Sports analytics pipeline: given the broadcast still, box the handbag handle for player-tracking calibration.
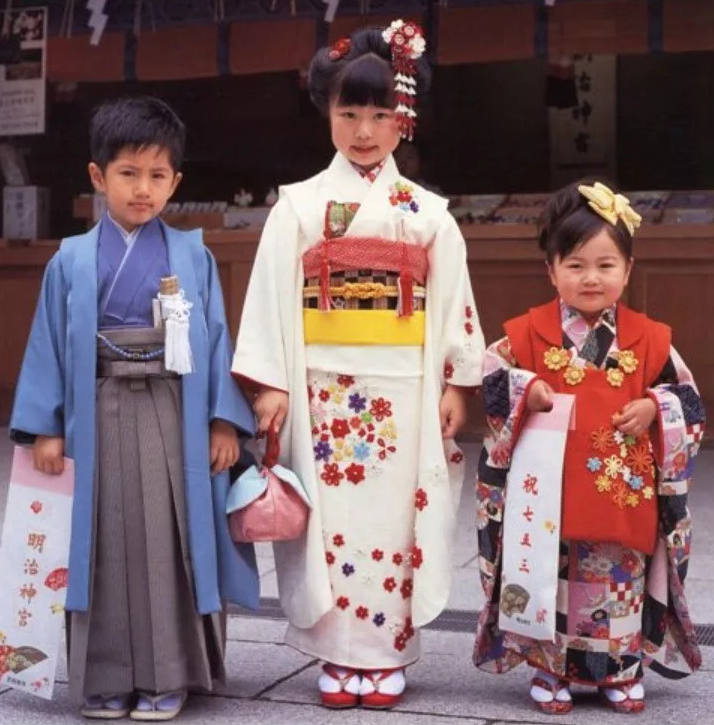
[263,421,280,469]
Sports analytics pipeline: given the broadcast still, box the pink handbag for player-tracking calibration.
[226,427,311,543]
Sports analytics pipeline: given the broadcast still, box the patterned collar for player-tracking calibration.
[351,159,386,185]
[560,299,617,352]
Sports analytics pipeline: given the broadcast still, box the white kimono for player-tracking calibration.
[233,152,484,668]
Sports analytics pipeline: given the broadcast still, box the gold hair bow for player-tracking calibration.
[578,182,642,236]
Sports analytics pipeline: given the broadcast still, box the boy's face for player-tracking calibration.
[548,228,633,321]
[329,103,401,170]
[88,145,181,232]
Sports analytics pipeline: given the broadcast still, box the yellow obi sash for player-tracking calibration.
[303,309,425,346]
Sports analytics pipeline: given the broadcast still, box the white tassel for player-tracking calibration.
[158,290,194,375]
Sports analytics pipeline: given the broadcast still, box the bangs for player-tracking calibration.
[333,54,394,108]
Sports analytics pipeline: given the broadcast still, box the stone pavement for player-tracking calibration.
[0,432,712,725]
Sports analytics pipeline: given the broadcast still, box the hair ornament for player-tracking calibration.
[328,37,351,61]
[382,19,426,141]
[578,182,642,236]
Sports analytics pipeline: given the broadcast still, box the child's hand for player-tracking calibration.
[526,380,554,412]
[254,389,289,434]
[33,436,65,475]
[439,385,467,439]
[612,398,658,437]
[210,419,240,475]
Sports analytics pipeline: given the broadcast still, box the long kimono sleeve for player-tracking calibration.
[232,198,297,393]
[9,253,67,443]
[430,212,485,387]
[203,247,254,435]
[647,346,705,573]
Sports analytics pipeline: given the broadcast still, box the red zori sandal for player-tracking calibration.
[529,670,573,715]
[359,668,406,709]
[600,681,645,714]
[317,664,360,709]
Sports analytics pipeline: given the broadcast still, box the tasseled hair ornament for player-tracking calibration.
[382,20,426,141]
[157,275,194,375]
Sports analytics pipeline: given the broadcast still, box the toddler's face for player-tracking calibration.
[548,228,632,321]
[329,103,401,170]
[88,145,181,232]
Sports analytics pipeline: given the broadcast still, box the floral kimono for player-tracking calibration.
[233,152,484,668]
[474,298,704,685]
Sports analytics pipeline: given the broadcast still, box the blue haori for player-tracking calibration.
[10,217,258,614]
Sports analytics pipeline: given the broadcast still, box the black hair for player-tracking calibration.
[89,96,186,172]
[538,179,635,263]
[308,26,431,114]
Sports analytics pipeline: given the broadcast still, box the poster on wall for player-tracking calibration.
[549,55,616,189]
[0,7,47,136]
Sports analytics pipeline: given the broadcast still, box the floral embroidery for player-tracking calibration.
[564,366,585,386]
[625,443,654,476]
[325,552,336,565]
[373,612,386,627]
[444,361,454,380]
[415,488,429,511]
[372,548,384,561]
[355,606,369,620]
[333,534,345,547]
[465,305,473,319]
[615,350,638,374]
[603,455,623,478]
[311,376,399,484]
[388,180,419,213]
[410,545,423,569]
[392,553,404,566]
[606,368,625,388]
[588,426,656,508]
[345,463,366,485]
[336,596,350,610]
[450,451,464,464]
[543,347,570,371]
[591,427,614,452]
[400,578,413,599]
[321,463,344,487]
[383,577,397,593]
[342,563,355,577]
[393,617,415,651]
[465,321,474,335]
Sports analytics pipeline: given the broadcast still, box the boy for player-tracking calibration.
[10,96,257,721]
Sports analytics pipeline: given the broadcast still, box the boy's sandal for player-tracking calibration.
[359,668,406,710]
[529,675,573,715]
[318,664,360,709]
[81,693,133,720]
[600,682,645,714]
[129,690,188,722]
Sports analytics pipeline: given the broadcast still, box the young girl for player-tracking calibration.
[233,22,484,709]
[473,181,704,714]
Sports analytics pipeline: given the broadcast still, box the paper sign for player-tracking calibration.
[499,394,575,641]
[0,446,74,699]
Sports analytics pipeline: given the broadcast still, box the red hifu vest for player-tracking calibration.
[505,299,671,555]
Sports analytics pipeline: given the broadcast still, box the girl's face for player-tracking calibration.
[329,102,401,170]
[548,228,633,322]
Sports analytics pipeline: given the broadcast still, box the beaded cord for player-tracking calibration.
[97,333,165,361]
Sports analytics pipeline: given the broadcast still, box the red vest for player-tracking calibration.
[505,299,671,555]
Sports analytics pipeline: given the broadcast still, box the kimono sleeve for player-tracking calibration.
[429,212,485,388]
[9,252,67,443]
[648,346,705,491]
[476,336,540,596]
[232,198,296,393]
[203,247,255,436]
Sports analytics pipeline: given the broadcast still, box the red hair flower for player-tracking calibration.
[329,37,351,61]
